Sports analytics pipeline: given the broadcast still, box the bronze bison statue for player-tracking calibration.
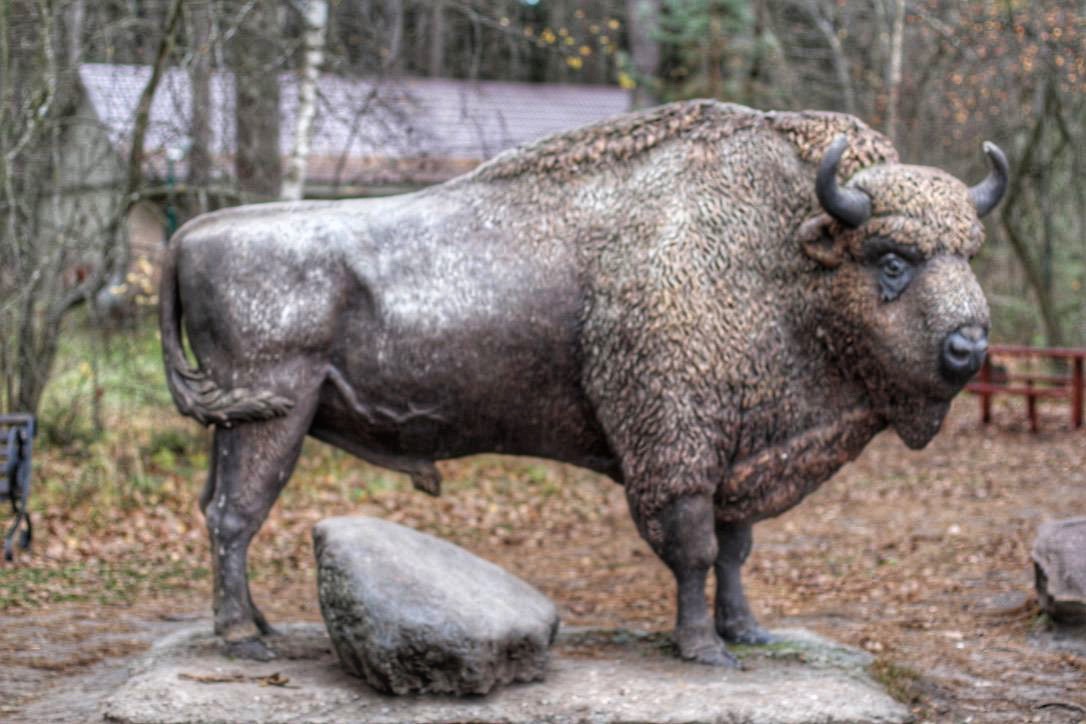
[160,100,1007,665]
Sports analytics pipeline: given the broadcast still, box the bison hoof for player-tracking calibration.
[676,630,740,668]
[224,636,277,661]
[719,620,775,645]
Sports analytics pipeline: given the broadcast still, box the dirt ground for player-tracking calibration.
[1,397,1084,722]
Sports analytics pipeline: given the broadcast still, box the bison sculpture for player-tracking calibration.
[160,101,1007,666]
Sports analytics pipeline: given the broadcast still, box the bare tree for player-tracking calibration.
[64,0,83,66]
[98,0,184,314]
[1,0,62,414]
[626,0,661,108]
[1,0,180,414]
[744,0,769,103]
[804,0,856,116]
[998,81,1070,349]
[281,0,328,201]
[233,0,282,200]
[383,0,403,71]
[189,0,213,213]
[429,1,446,77]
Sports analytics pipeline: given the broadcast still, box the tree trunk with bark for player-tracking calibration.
[233,0,281,200]
[189,0,212,212]
[428,1,445,77]
[626,0,661,109]
[1000,86,1066,349]
[383,0,403,71]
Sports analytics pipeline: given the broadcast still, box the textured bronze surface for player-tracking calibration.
[159,100,1005,666]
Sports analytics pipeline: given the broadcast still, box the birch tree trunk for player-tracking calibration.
[382,0,402,71]
[281,0,327,202]
[884,0,906,144]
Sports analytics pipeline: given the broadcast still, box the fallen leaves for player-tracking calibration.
[2,396,1084,720]
[21,638,150,671]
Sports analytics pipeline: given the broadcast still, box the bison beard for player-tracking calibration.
[160,100,1006,666]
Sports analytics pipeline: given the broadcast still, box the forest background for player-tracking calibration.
[1,0,1084,422]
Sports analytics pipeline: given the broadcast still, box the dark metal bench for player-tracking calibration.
[0,414,35,560]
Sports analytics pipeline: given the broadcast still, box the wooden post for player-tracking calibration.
[1027,377,1038,433]
[1072,355,1083,429]
[979,352,992,425]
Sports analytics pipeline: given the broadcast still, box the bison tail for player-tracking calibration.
[159,239,294,427]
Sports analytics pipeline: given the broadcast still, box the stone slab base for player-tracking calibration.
[102,623,911,724]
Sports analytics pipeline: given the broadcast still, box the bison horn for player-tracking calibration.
[968,141,1008,218]
[816,135,872,228]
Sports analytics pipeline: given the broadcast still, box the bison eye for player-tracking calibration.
[878,252,913,301]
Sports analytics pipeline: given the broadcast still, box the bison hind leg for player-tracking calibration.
[203,366,322,658]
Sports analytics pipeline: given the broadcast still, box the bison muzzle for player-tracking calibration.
[160,101,1007,666]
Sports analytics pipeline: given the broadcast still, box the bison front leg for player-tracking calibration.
[643,494,738,667]
[714,521,774,645]
[202,391,318,660]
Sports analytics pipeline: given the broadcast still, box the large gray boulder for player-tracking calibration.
[313,516,560,696]
[1032,517,1086,625]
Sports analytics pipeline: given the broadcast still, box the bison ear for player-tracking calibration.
[796,213,846,268]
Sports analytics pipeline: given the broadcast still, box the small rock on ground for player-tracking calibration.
[1033,517,1086,624]
[313,516,559,695]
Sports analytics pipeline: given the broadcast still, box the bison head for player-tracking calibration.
[797,135,1008,449]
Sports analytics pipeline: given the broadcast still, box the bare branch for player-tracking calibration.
[804,0,857,116]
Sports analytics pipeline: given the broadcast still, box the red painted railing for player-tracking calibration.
[965,344,1085,432]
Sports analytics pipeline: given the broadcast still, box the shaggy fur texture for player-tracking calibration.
[450,100,983,534]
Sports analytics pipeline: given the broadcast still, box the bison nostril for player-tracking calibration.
[940,328,987,385]
[947,334,973,362]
